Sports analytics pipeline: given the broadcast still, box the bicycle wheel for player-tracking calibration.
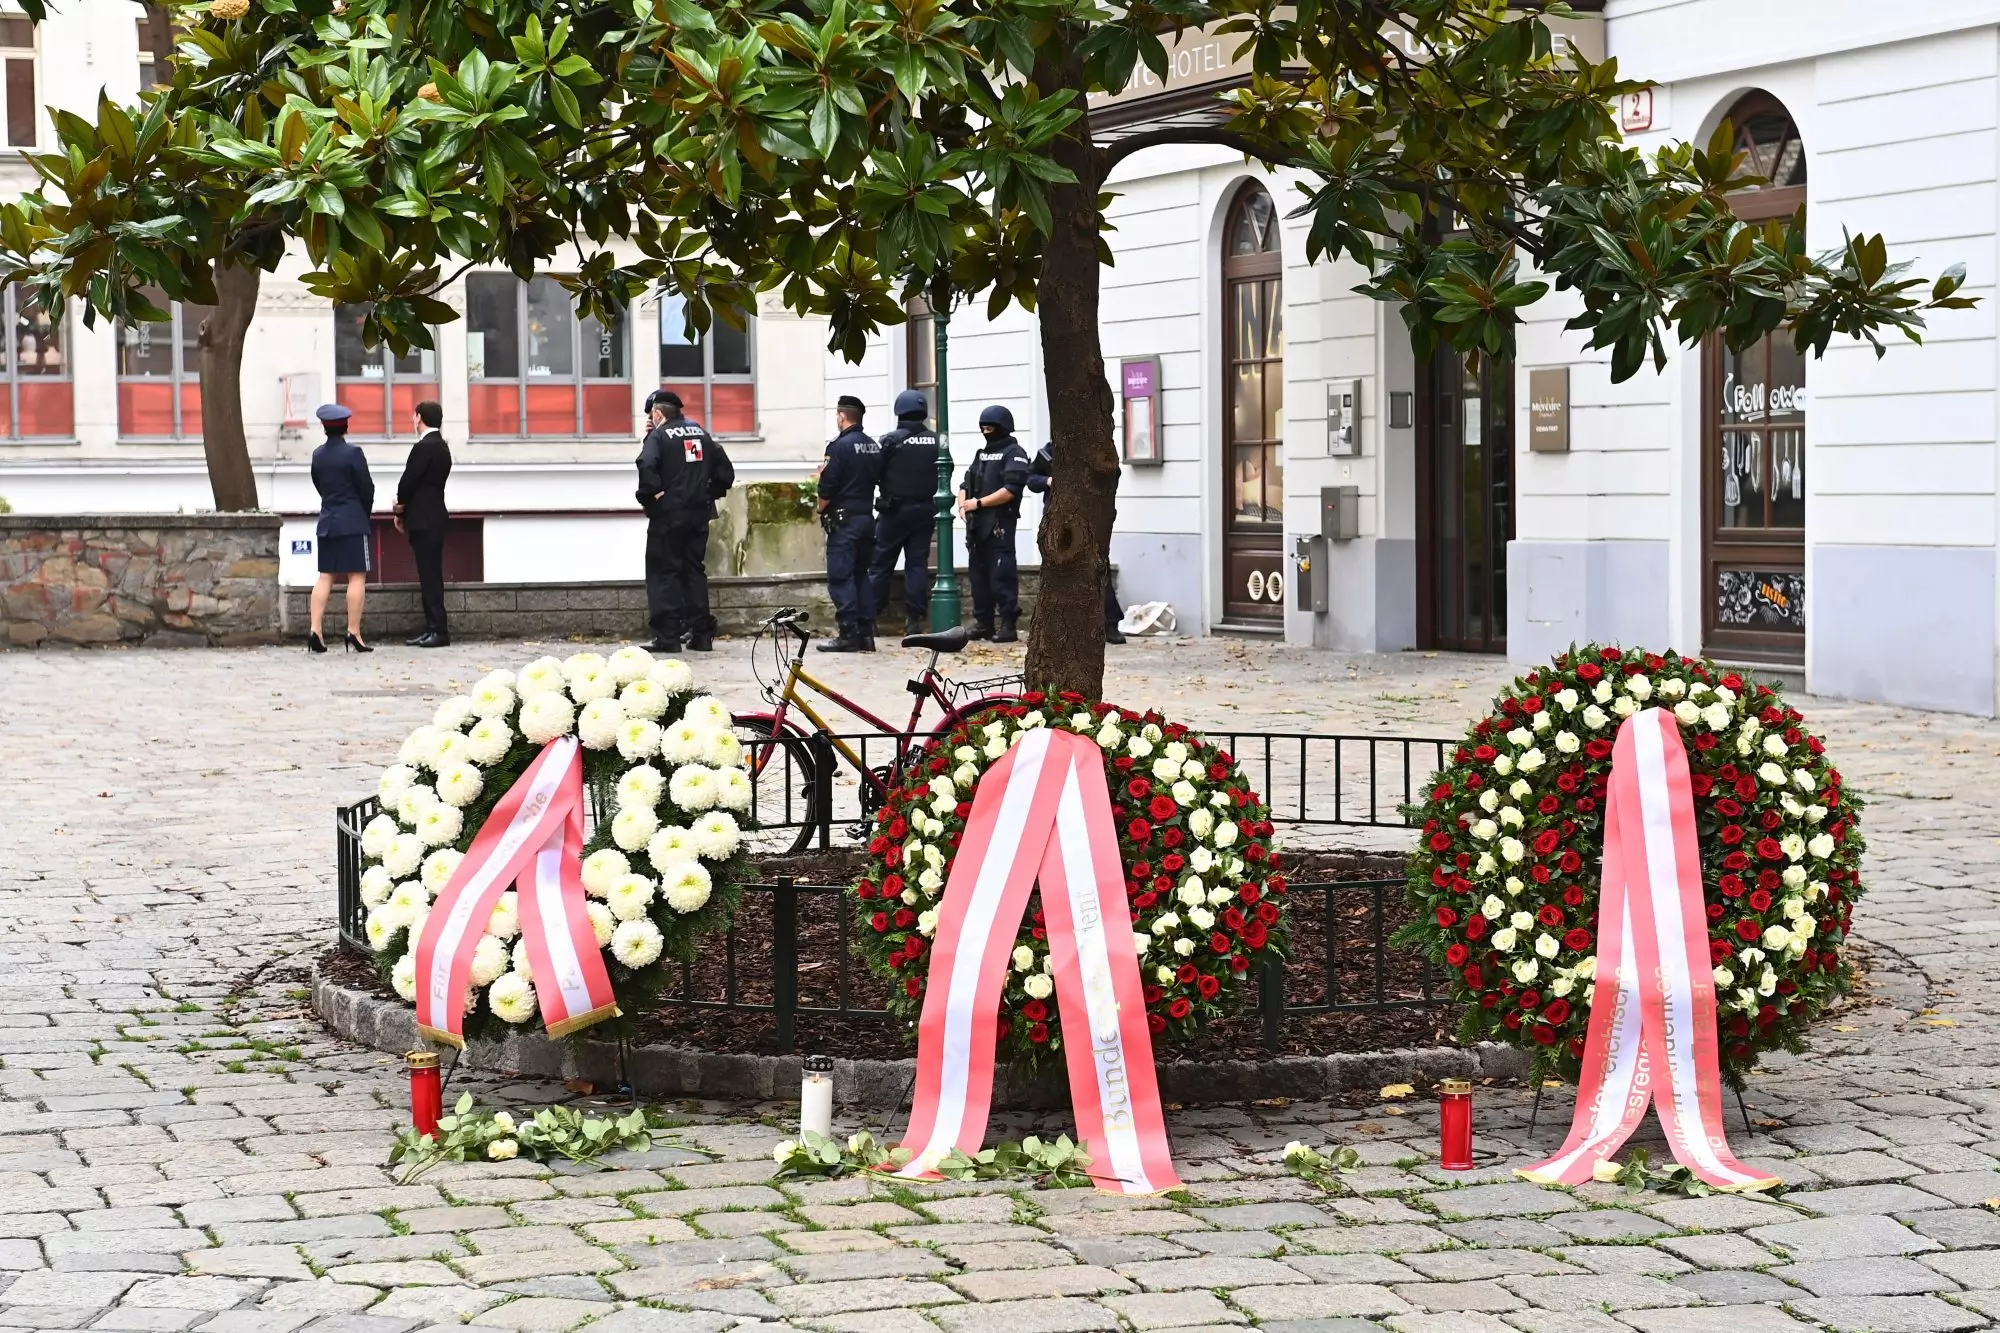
[733,713,821,856]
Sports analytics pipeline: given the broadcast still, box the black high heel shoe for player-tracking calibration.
[345,633,373,654]
[306,632,328,654]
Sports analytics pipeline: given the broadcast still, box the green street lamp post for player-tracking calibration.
[927,274,963,631]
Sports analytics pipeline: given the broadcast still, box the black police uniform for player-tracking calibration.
[818,412,883,647]
[637,406,734,649]
[869,390,941,634]
[1026,442,1124,641]
[961,406,1030,638]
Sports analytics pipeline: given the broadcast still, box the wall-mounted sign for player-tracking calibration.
[1120,356,1163,465]
[1620,88,1655,133]
[1528,367,1570,454]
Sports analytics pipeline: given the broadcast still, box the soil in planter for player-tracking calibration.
[324,847,1460,1063]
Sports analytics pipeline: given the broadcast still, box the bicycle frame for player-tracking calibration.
[756,630,972,799]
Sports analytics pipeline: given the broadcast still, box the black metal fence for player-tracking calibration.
[335,729,1457,1052]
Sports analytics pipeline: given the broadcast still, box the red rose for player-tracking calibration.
[1028,1022,1049,1043]
[1556,772,1578,793]
[1463,965,1484,988]
[1735,919,1760,942]
[1748,889,1771,912]
[1229,955,1249,973]
[1148,796,1177,821]
[1530,866,1552,885]
[1562,885,1585,907]
[904,936,927,959]
[1532,1023,1558,1046]
[1761,810,1783,831]
[1710,938,1733,965]
[1435,906,1460,929]
[1721,673,1744,690]
[1558,850,1583,874]
[1542,998,1571,1025]
[1578,663,1603,681]
[1241,921,1268,949]
[1114,756,1135,772]
[1238,883,1261,904]
[1719,825,1745,846]
[1162,853,1186,873]
[1210,762,1230,781]
[1723,851,1750,871]
[1445,943,1470,966]
[888,817,909,839]
[1706,902,1724,921]
[870,912,889,933]
[884,847,902,869]
[906,976,922,997]
[1432,782,1454,801]
[1023,690,1046,705]
[1197,974,1221,999]
[1175,962,1198,984]
[1474,744,1498,761]
[1168,997,1192,1019]
[882,874,904,896]
[1127,819,1152,842]
[1538,795,1561,815]
[1127,778,1151,799]
[1735,776,1758,799]
[1210,932,1231,954]
[1586,739,1614,759]
[1163,827,1185,848]
[1756,838,1783,861]
[1537,905,1564,928]
[1691,774,1714,796]
[1532,829,1561,856]
[1134,892,1157,909]
[1022,999,1046,1021]
[1518,990,1542,1011]
[1465,915,1489,940]
[894,909,916,928]
[1223,907,1246,931]
[1255,901,1280,925]
[1148,1013,1166,1033]
[1152,875,1172,893]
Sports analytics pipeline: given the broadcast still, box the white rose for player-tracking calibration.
[1781,865,1807,888]
[1782,895,1807,921]
[1188,907,1215,931]
[1512,958,1539,984]
[1187,808,1216,840]
[361,865,394,908]
[611,918,665,968]
[662,861,713,913]
[581,848,631,897]
[606,874,657,922]
[1177,884,1204,908]
[1714,966,1735,987]
[1504,876,1524,896]
[1150,757,1179,783]
[1714,685,1738,704]
[1593,680,1614,703]
[1482,895,1505,920]
[983,736,1008,761]
[1182,760,1204,781]
[520,692,577,745]
[383,832,425,878]
[421,849,464,896]
[1474,852,1496,875]
[1173,938,1195,957]
[612,804,661,852]
[1013,945,1036,972]
[1554,731,1579,754]
[1758,762,1786,787]
[1023,974,1054,1000]
[1510,911,1534,931]
[1627,675,1652,701]
[1550,974,1574,998]
[1806,804,1827,824]
[1554,688,1579,711]
[1069,713,1093,731]
[917,868,943,893]
[1155,966,1174,985]
[1658,677,1686,700]
[1507,727,1533,749]
[1781,833,1806,862]
[1673,701,1701,726]
[1611,696,1637,718]
[1535,933,1559,959]
[1757,967,1778,997]
[954,763,980,790]
[488,973,538,1025]
[1479,789,1500,813]
[1500,837,1525,864]
[1492,927,1518,953]
[1189,847,1215,874]
[1794,768,1818,793]
[1171,780,1197,806]
[1761,733,1786,758]
[1212,822,1238,848]
[1472,819,1497,841]
[669,765,720,812]
[1498,807,1524,829]
[391,953,418,1001]
[377,764,418,805]
[1808,833,1835,859]
[465,718,514,765]
[469,934,509,987]
[1532,711,1551,733]
[1582,705,1609,730]
[1096,725,1122,750]
[487,891,520,941]
[1510,778,1532,801]
[434,762,484,809]
[1494,755,1514,775]
[1127,735,1154,760]
[917,909,939,937]
[1702,702,1732,731]
[1153,912,1180,934]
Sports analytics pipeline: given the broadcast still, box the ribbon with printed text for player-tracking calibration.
[1520,707,1779,1192]
[895,727,1182,1195]
[413,736,620,1047]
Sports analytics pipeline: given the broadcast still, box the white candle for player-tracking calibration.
[801,1056,834,1139]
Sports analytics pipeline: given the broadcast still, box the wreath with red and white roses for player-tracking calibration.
[1401,646,1866,1079]
[853,693,1289,1067]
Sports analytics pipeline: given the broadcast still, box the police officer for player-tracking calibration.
[815,394,883,652]
[1026,440,1126,645]
[637,390,734,653]
[868,390,941,638]
[957,405,1030,642]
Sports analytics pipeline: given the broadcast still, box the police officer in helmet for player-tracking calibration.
[816,394,883,652]
[957,405,1030,642]
[868,390,941,638]
[636,389,734,652]
[1026,439,1126,645]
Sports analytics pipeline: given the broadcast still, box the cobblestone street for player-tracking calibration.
[3,634,1999,1333]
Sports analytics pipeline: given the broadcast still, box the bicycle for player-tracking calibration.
[733,608,1023,854]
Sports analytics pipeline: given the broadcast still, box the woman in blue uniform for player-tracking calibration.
[307,403,375,653]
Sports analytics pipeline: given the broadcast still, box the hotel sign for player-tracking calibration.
[1528,366,1570,454]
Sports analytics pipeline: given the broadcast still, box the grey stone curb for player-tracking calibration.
[313,959,1529,1109]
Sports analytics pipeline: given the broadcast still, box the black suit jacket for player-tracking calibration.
[397,430,452,533]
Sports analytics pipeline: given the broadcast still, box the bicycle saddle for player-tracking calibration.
[901,626,969,653]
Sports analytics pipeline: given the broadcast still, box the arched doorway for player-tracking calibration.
[1221,183,1285,624]
[1703,91,1807,663]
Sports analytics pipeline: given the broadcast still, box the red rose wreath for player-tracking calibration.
[853,693,1289,1067]
[1402,646,1865,1079]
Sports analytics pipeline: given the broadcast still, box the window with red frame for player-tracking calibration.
[0,17,37,149]
[117,289,211,440]
[658,293,755,436]
[3,284,71,439]
[466,274,629,437]
[335,303,438,437]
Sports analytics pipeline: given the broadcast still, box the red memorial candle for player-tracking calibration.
[1438,1077,1474,1170]
[407,1050,442,1139]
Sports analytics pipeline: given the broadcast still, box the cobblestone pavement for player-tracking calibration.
[4,633,2000,1333]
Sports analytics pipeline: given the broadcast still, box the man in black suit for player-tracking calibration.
[395,399,453,647]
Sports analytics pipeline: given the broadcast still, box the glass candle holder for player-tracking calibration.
[1439,1077,1474,1170]
[406,1050,442,1139]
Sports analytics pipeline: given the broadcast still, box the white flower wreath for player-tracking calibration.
[361,646,753,1038]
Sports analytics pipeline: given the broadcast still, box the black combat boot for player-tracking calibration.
[858,619,878,652]
[815,622,865,653]
[967,621,994,641]
[993,616,1019,644]
[1104,620,1127,645]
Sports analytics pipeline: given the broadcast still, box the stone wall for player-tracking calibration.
[288,567,1045,642]
[0,514,283,648]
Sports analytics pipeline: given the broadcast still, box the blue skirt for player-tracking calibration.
[318,533,371,575]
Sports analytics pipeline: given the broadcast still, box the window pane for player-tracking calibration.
[1719,429,1763,529]
[334,304,375,378]
[658,293,704,379]
[393,344,437,377]
[466,273,519,379]
[713,316,751,376]
[525,276,574,378]
[6,57,33,147]
[12,284,61,377]
[1769,427,1804,528]
[581,306,624,380]
[0,16,33,45]
[907,311,934,392]
[118,288,173,377]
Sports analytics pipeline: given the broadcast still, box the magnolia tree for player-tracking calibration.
[0,0,1970,695]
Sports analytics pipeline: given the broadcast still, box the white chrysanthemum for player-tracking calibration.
[511,939,533,982]
[433,696,476,731]
[377,764,418,805]
[416,803,464,849]
[488,891,520,941]
[383,833,424,879]
[715,768,752,813]
[578,697,627,750]
[586,901,616,947]
[606,873,657,922]
[683,695,731,730]
[617,719,663,763]
[469,934,510,987]
[648,825,698,872]
[434,762,484,809]
[560,651,607,683]
[612,803,661,852]
[701,729,742,770]
[619,678,670,721]
[361,865,395,908]
[520,692,577,745]
[479,668,517,690]
[607,645,655,685]
[691,811,741,860]
[428,729,470,771]
[618,765,666,811]
[659,720,707,765]
[516,657,566,697]
[391,953,418,1002]
[581,848,631,897]
[397,724,440,767]
[465,718,513,765]
[662,860,714,913]
[395,785,438,827]
[568,667,616,705]
[647,658,695,695]
[612,918,665,968]
[421,849,464,896]
[384,880,427,926]
[470,678,516,720]
[669,765,719,812]
[489,972,537,1025]
[364,907,396,952]
[405,906,428,944]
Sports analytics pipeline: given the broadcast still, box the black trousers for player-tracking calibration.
[868,501,935,625]
[646,518,713,642]
[408,527,448,635]
[824,509,876,628]
[967,519,1019,623]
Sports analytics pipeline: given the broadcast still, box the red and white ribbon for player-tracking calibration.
[896,728,1182,1195]
[1520,708,1778,1192]
[413,737,620,1047]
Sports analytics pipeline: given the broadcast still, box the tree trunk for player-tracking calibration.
[199,260,261,511]
[1023,53,1117,699]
